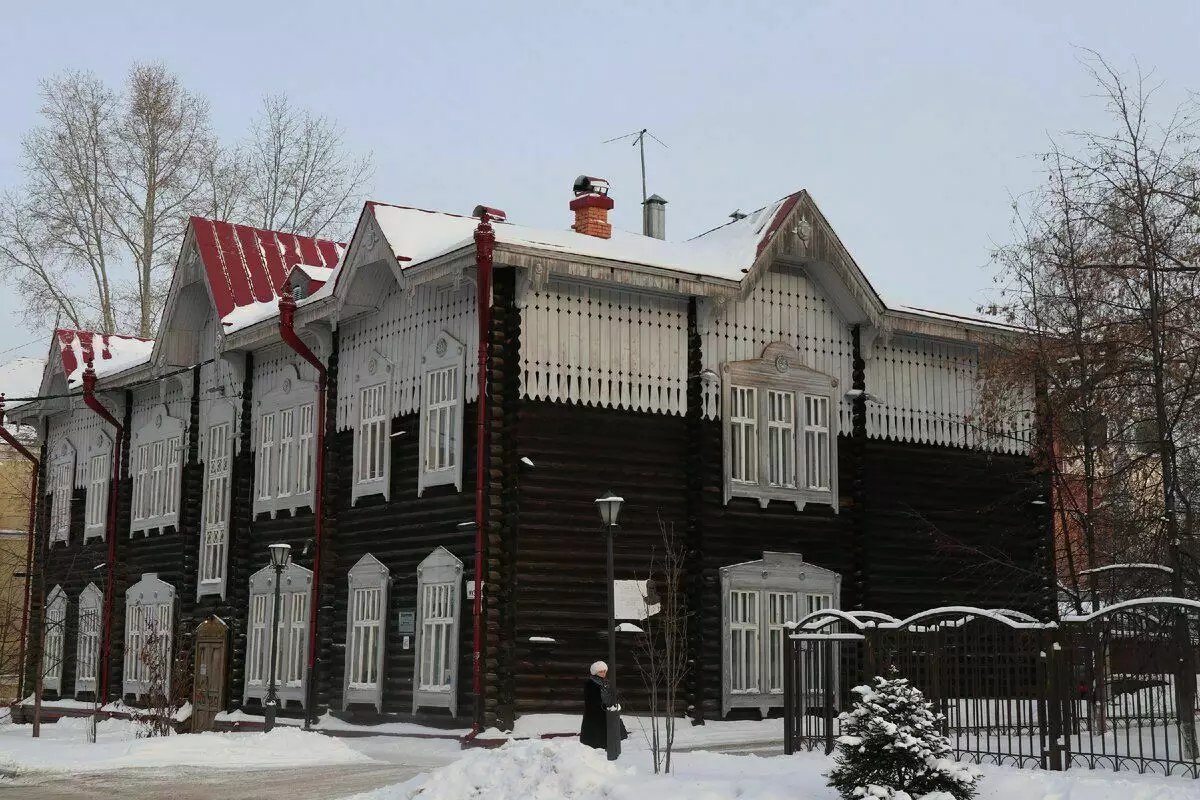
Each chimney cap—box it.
[646,194,667,205]
[472,205,507,222]
[573,175,610,197]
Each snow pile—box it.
[388,740,624,799]
[346,740,1200,800]
[0,718,371,774]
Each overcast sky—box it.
[1,0,1197,363]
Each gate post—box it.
[824,639,836,755]
[1041,628,1063,771]
[783,634,795,755]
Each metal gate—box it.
[783,602,1200,778]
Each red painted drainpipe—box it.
[470,211,497,734]
[278,293,326,729]
[0,395,40,703]
[81,362,124,707]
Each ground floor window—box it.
[413,547,462,716]
[75,583,102,695]
[243,561,313,708]
[43,586,67,693]
[123,573,176,699]
[343,554,390,711]
[719,552,841,717]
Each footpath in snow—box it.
[344,738,1200,800]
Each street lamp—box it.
[594,491,624,761]
[264,543,291,733]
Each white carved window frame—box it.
[198,400,237,599]
[243,561,313,708]
[129,405,185,535]
[351,347,394,504]
[418,331,466,497]
[123,573,176,699]
[253,364,317,518]
[343,554,390,711]
[719,552,841,718]
[83,431,113,540]
[43,584,67,693]
[413,546,462,717]
[49,438,76,545]
[75,582,102,695]
[721,341,840,512]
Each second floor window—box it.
[721,342,840,512]
[417,332,466,497]
[253,364,318,517]
[130,405,185,535]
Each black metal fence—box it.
[783,601,1200,778]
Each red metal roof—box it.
[54,329,153,383]
[189,217,345,319]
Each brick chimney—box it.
[570,175,613,239]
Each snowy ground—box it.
[0,716,461,799]
[343,738,1200,800]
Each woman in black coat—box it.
[580,660,624,749]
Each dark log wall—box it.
[329,408,476,723]
[862,438,1042,616]
[695,420,852,720]
[511,400,689,716]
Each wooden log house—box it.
[13,177,1048,731]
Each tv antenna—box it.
[603,128,668,207]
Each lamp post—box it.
[264,543,291,733]
[594,491,624,761]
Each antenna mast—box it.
[603,127,668,213]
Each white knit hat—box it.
[590,661,608,675]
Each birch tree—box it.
[0,68,372,337]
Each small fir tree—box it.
[827,673,980,800]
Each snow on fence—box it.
[782,601,1200,778]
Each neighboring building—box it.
[0,356,44,702]
[13,181,1044,730]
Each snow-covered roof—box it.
[292,264,335,283]
[367,194,799,283]
[53,329,154,389]
[189,216,344,321]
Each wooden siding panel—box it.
[520,282,688,416]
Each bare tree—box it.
[982,51,1200,756]
[133,611,187,738]
[631,518,690,774]
[104,62,213,337]
[1,69,372,339]
[240,94,373,237]
[0,71,119,332]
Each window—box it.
[123,573,175,698]
[257,412,275,500]
[413,547,463,716]
[48,439,75,544]
[418,332,466,496]
[84,431,113,540]
[253,364,318,517]
[803,395,830,491]
[350,348,395,504]
[130,406,184,535]
[343,554,389,711]
[729,387,757,484]
[200,420,233,597]
[720,552,841,717]
[297,404,315,495]
[243,561,313,709]
[43,586,66,693]
[76,583,102,695]
[721,342,839,511]
[729,590,759,694]
[357,384,388,484]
